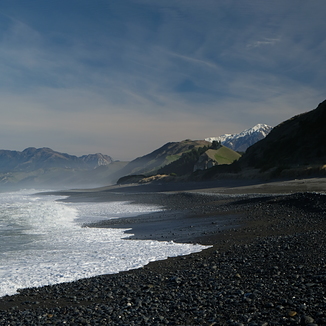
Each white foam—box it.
[0,190,207,297]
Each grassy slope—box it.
[114,140,211,177]
[205,147,241,165]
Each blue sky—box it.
[0,0,325,160]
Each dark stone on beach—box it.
[301,315,315,324]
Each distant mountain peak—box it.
[238,123,271,136]
[205,124,273,152]
[0,147,113,172]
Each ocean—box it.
[0,189,206,297]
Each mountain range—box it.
[117,101,326,183]
[0,148,127,189]
[1,99,325,188]
[0,123,282,188]
[199,100,326,180]
[205,124,273,152]
[114,124,270,183]
[0,147,113,172]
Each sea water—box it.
[0,190,206,297]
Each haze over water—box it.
[0,190,206,297]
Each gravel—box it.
[1,191,326,325]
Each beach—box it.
[1,177,326,325]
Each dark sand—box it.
[1,177,326,325]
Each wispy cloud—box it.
[163,50,221,71]
[247,37,281,48]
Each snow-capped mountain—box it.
[205,124,273,152]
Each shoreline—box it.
[58,176,326,245]
[82,192,248,245]
[1,177,326,325]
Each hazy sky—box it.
[0,1,325,160]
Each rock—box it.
[301,315,314,324]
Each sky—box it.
[0,0,325,161]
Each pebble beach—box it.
[1,178,326,325]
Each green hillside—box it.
[206,148,241,165]
[111,139,211,179]
[157,144,241,176]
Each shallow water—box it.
[0,189,207,297]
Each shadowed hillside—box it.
[239,100,326,171]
